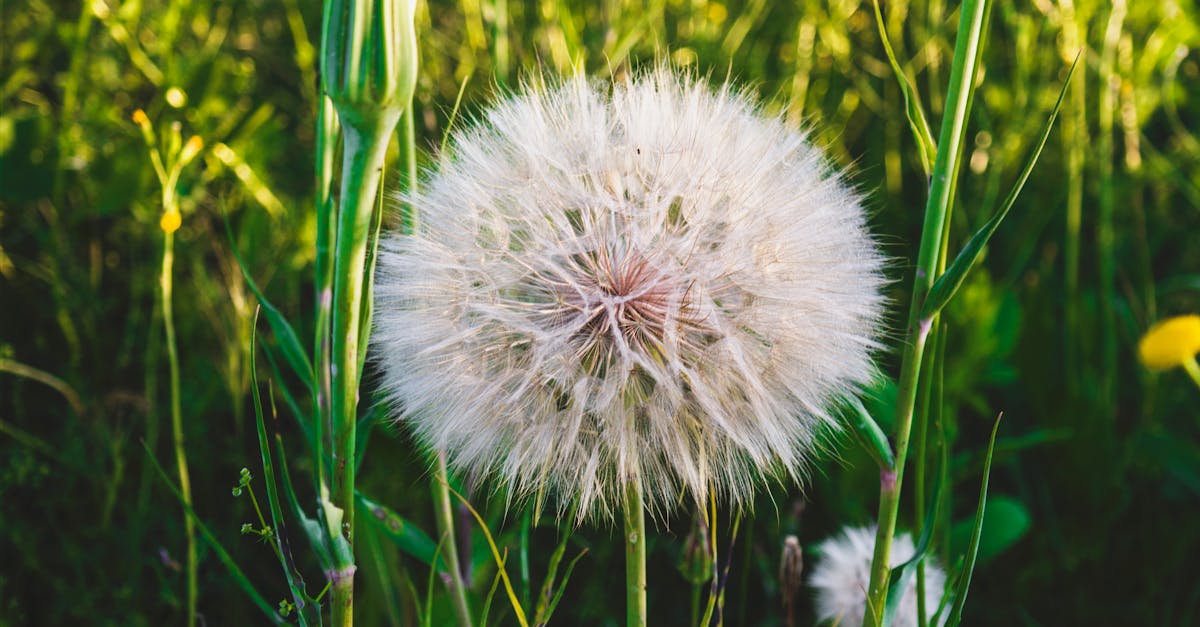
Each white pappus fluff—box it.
[371,69,886,521]
[809,525,947,627]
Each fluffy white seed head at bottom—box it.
[809,525,947,627]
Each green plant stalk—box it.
[862,0,990,622]
[314,94,339,492]
[1058,0,1086,396]
[1184,358,1200,391]
[328,111,399,627]
[623,477,647,627]
[159,185,196,627]
[399,107,419,233]
[432,453,474,627]
[914,159,955,627]
[1098,0,1126,413]
[492,0,510,84]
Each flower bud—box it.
[320,0,417,125]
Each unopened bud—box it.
[780,535,804,627]
[321,0,418,125]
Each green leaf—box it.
[538,548,589,626]
[945,413,1004,627]
[224,214,315,392]
[843,396,896,470]
[871,0,937,176]
[533,528,583,625]
[922,52,1080,320]
[249,316,319,625]
[276,434,335,572]
[949,495,1030,564]
[141,441,284,624]
[257,335,316,456]
[356,174,387,380]
[883,440,944,626]
[356,492,447,573]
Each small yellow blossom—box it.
[179,135,204,166]
[165,87,187,108]
[132,109,150,126]
[1138,315,1200,370]
[160,210,182,234]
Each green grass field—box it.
[2,0,1199,625]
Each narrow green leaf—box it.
[922,52,1080,319]
[258,335,315,455]
[223,214,315,392]
[843,396,896,470]
[276,432,335,572]
[538,548,589,626]
[946,413,1004,626]
[356,174,387,380]
[532,531,572,623]
[141,441,284,624]
[447,482,530,627]
[354,402,385,472]
[422,537,446,627]
[357,492,447,573]
[883,442,944,625]
[872,0,937,175]
[249,315,318,625]
[440,71,473,157]
[480,549,508,627]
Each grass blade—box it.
[843,395,896,470]
[141,441,284,624]
[537,548,589,626]
[249,313,317,625]
[945,413,1004,626]
[922,52,1081,319]
[447,482,530,627]
[258,335,316,456]
[872,0,937,176]
[223,214,315,393]
[883,442,944,625]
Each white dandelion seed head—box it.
[808,525,947,627]
[372,68,886,522]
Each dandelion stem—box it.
[1184,358,1200,392]
[623,477,647,627]
[862,0,990,622]
[432,453,474,627]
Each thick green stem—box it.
[161,205,196,627]
[329,111,399,627]
[432,453,474,627]
[862,0,990,623]
[314,95,339,493]
[623,477,647,627]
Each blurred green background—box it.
[2,0,1199,624]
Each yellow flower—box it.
[1138,315,1200,370]
[160,210,182,234]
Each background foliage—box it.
[2,0,1199,624]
